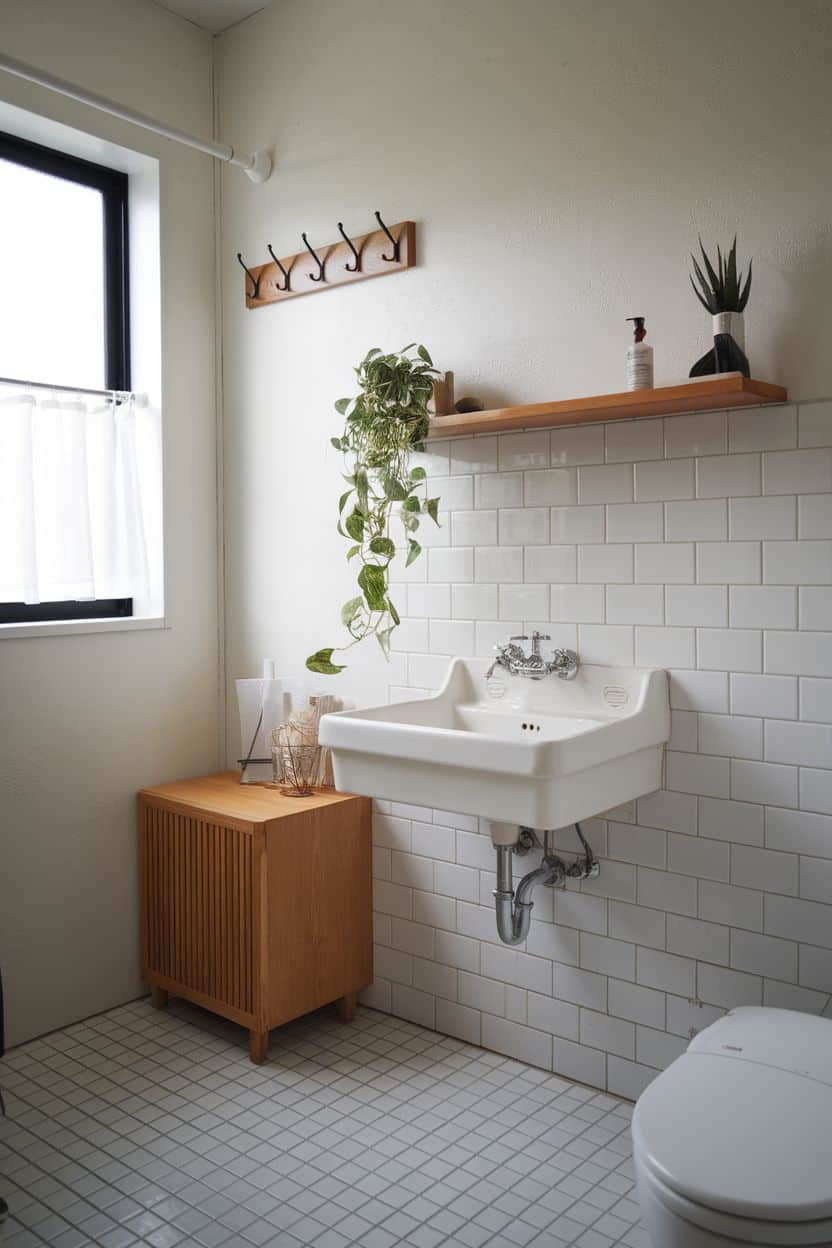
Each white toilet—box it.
[632,1007,832,1247]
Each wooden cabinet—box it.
[138,772,372,1062]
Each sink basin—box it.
[319,658,670,831]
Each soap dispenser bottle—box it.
[626,316,654,391]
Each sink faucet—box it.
[486,631,579,682]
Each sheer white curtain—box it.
[0,389,149,604]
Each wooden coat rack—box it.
[237,212,415,309]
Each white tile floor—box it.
[0,1000,646,1248]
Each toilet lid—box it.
[634,1031,832,1222]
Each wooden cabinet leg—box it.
[336,992,357,1022]
[150,985,168,1010]
[249,1029,269,1064]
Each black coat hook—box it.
[266,244,291,292]
[301,232,326,282]
[375,211,400,263]
[237,252,262,299]
[337,222,361,272]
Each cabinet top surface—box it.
[139,772,363,824]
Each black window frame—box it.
[0,132,133,625]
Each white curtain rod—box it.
[0,52,272,183]
[0,374,147,405]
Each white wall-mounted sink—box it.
[320,658,670,831]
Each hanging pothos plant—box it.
[306,344,439,675]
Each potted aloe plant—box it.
[306,344,439,675]
[689,236,752,377]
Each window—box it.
[0,130,130,391]
[0,132,137,626]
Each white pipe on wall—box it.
[0,52,273,182]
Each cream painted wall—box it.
[0,0,221,1045]
[216,0,832,720]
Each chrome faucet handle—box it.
[529,630,551,657]
[549,648,579,681]
[486,639,522,679]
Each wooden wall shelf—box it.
[428,374,788,439]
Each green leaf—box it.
[402,495,421,512]
[417,345,433,366]
[376,627,394,659]
[387,598,400,625]
[340,596,363,627]
[338,489,352,514]
[409,465,427,481]
[369,535,396,558]
[425,497,440,525]
[689,274,713,313]
[334,397,351,415]
[358,563,387,611]
[382,476,409,501]
[738,258,752,312]
[698,237,721,298]
[405,539,422,567]
[402,511,420,532]
[690,254,716,311]
[345,511,365,541]
[306,648,346,675]
[330,436,342,450]
[346,544,361,560]
[355,467,369,510]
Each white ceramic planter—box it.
[713,310,745,349]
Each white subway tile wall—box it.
[363,402,832,1097]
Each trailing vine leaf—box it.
[357,563,387,611]
[369,535,396,558]
[345,511,364,541]
[306,648,346,675]
[383,476,409,501]
[376,627,394,658]
[341,597,363,626]
[306,343,438,674]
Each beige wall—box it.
[0,0,221,1046]
[216,0,832,724]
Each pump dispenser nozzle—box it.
[627,316,647,343]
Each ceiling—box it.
[153,0,272,34]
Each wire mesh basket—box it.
[271,720,321,797]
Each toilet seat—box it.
[635,1161,832,1246]
[632,1008,832,1235]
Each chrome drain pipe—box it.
[494,843,564,946]
[493,825,598,946]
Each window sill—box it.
[0,615,167,640]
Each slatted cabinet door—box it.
[139,801,262,1032]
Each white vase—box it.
[713,311,745,350]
